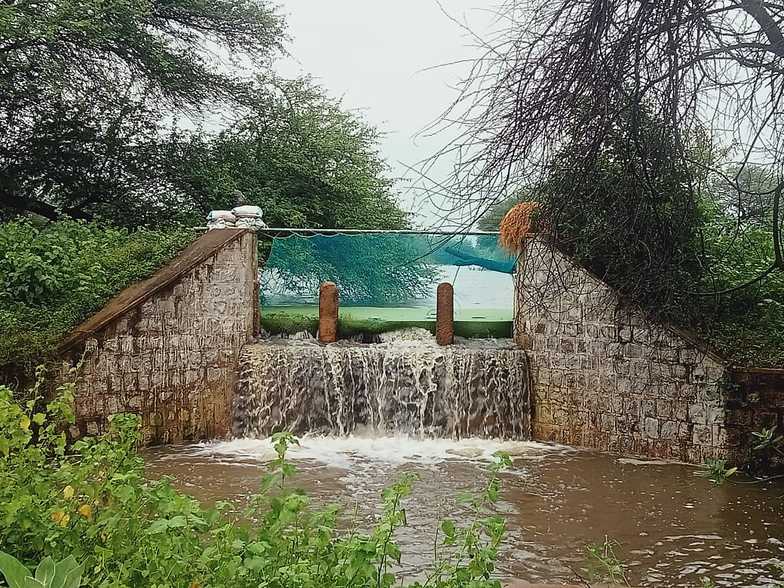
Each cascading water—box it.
[232,330,531,439]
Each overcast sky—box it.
[275,1,495,226]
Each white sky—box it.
[274,1,495,226]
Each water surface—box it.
[145,436,784,587]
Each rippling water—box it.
[145,436,784,587]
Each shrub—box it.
[0,371,510,588]
[0,219,191,370]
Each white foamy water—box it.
[177,435,567,470]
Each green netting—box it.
[260,233,517,337]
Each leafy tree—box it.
[0,0,284,221]
[264,234,437,306]
[434,0,784,364]
[168,78,409,230]
[438,0,784,295]
[540,108,704,321]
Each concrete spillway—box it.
[232,337,531,440]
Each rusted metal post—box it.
[318,281,339,343]
[436,282,454,346]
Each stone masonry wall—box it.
[62,230,257,445]
[516,237,734,463]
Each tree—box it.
[168,78,409,230]
[438,0,784,293]
[0,0,284,220]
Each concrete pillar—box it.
[319,282,339,343]
[436,282,454,346]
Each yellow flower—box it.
[63,485,75,500]
[19,416,30,431]
[77,504,93,520]
[51,511,70,527]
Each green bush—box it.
[0,371,510,588]
[692,205,784,367]
[0,220,192,369]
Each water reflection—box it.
[145,437,784,587]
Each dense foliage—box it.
[0,373,509,588]
[0,2,410,233]
[0,0,284,222]
[0,220,191,370]
[477,115,784,367]
[541,112,704,324]
[169,78,409,231]
[0,0,422,373]
[694,202,784,367]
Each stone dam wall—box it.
[514,236,784,464]
[55,229,783,467]
[60,229,257,445]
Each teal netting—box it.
[260,233,517,336]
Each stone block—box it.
[707,406,725,424]
[713,425,729,448]
[679,348,699,365]
[688,403,707,424]
[644,417,659,439]
[672,401,688,421]
[656,399,672,419]
[625,343,643,358]
[693,424,712,446]
[660,421,679,440]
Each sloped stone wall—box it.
[61,230,257,445]
[515,237,733,463]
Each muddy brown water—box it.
[145,437,784,587]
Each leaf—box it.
[34,558,55,585]
[32,413,45,426]
[440,519,456,539]
[50,556,79,585]
[243,557,265,571]
[167,515,187,529]
[60,563,84,588]
[0,551,32,588]
[146,519,170,535]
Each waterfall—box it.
[232,337,531,440]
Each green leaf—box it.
[441,519,456,539]
[50,556,79,588]
[60,563,84,588]
[0,551,33,588]
[167,515,187,529]
[33,557,54,585]
[146,519,170,534]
